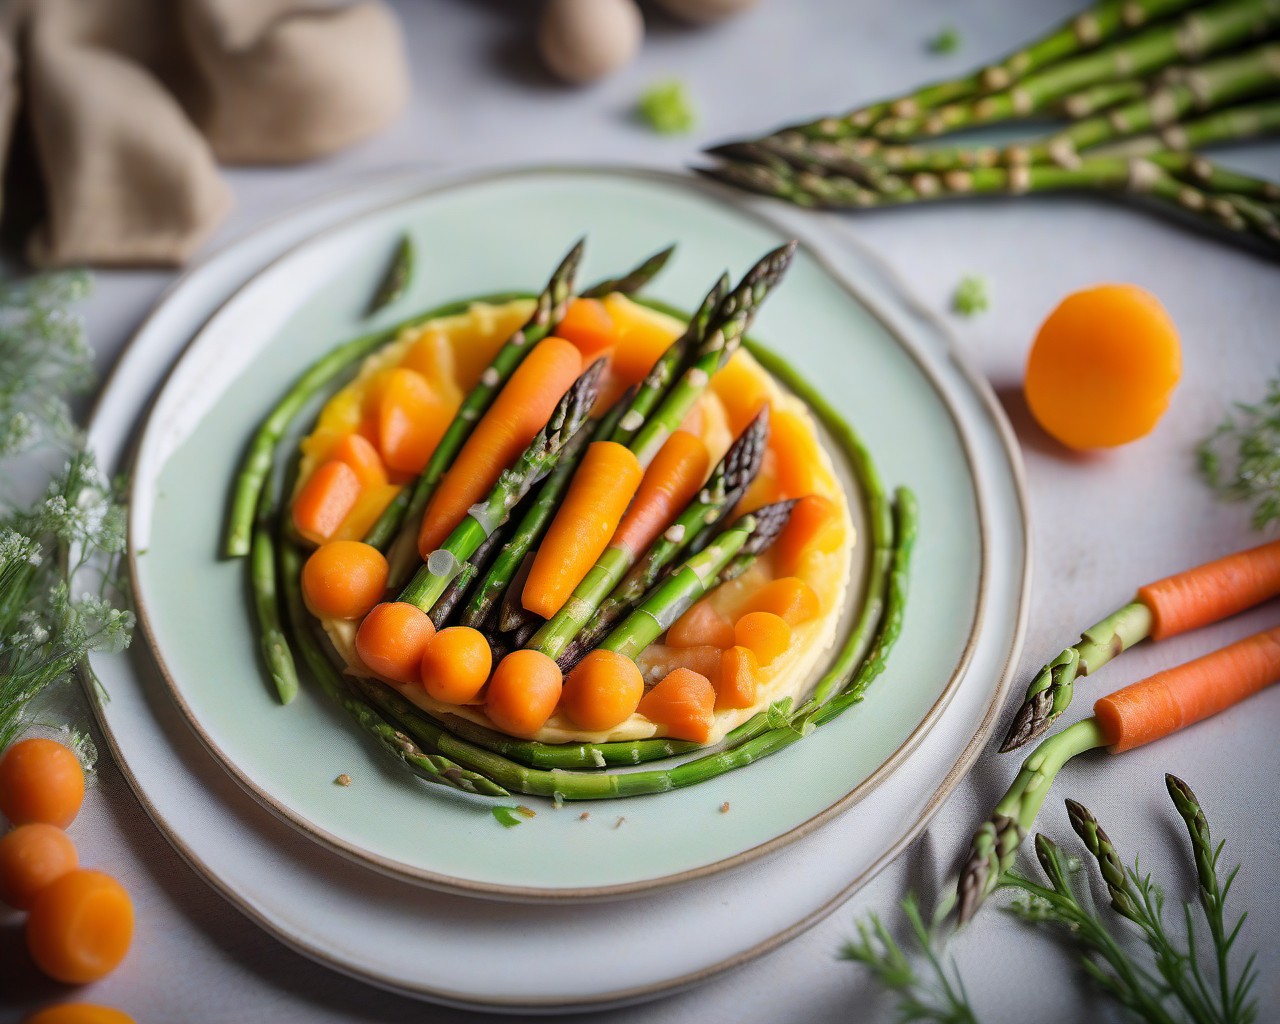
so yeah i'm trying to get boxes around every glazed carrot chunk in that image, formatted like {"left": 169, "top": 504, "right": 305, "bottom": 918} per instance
{"left": 734, "top": 611, "right": 791, "bottom": 667}
{"left": 27, "top": 869, "right": 133, "bottom": 984}
{"left": 773, "top": 494, "right": 842, "bottom": 578}
{"left": 293, "top": 460, "right": 363, "bottom": 546}
{"left": 485, "top": 650, "right": 563, "bottom": 738}
{"left": 715, "top": 646, "right": 760, "bottom": 710}
{"left": 560, "top": 649, "right": 645, "bottom": 732}
{"left": 0, "top": 823, "right": 78, "bottom": 910}
{"left": 742, "top": 576, "right": 821, "bottom": 625}
{"left": 379, "top": 368, "right": 453, "bottom": 475}
{"left": 667, "top": 598, "right": 735, "bottom": 649}
{"left": 328, "top": 433, "right": 387, "bottom": 489}
{"left": 770, "top": 410, "right": 819, "bottom": 499}
{"left": 642, "top": 643, "right": 722, "bottom": 680}
{"left": 638, "top": 668, "right": 716, "bottom": 743}
{"left": 1025, "top": 284, "right": 1181, "bottom": 450}
{"left": 603, "top": 293, "right": 680, "bottom": 385}
{"left": 0, "top": 738, "right": 84, "bottom": 829}
{"left": 24, "top": 1005, "right": 135, "bottom": 1024}
{"left": 421, "top": 627, "right": 493, "bottom": 705}
{"left": 354, "top": 602, "right": 436, "bottom": 683}
{"left": 331, "top": 483, "right": 402, "bottom": 543}
{"left": 555, "top": 299, "right": 618, "bottom": 362}
{"left": 709, "top": 352, "right": 770, "bottom": 436}
{"left": 302, "top": 541, "right": 389, "bottom": 620}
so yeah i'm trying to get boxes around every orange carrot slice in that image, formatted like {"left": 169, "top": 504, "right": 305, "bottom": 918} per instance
{"left": 603, "top": 293, "right": 680, "bottom": 385}
{"left": 667, "top": 598, "right": 735, "bottom": 650}
{"left": 419, "top": 337, "right": 583, "bottom": 554}
{"left": 612, "top": 430, "right": 709, "bottom": 556}
{"left": 770, "top": 409, "right": 819, "bottom": 499}
{"left": 523, "top": 441, "right": 644, "bottom": 618}
{"left": 486, "top": 650, "right": 563, "bottom": 738}
{"left": 293, "top": 461, "right": 362, "bottom": 545}
{"left": 1137, "top": 538, "right": 1280, "bottom": 641}
{"left": 734, "top": 611, "right": 791, "bottom": 667}
{"left": 638, "top": 668, "right": 715, "bottom": 743}
{"left": 742, "top": 576, "right": 821, "bottom": 625}
{"left": 715, "top": 646, "right": 760, "bottom": 710}
{"left": 379, "top": 368, "right": 453, "bottom": 476}
{"left": 331, "top": 483, "right": 402, "bottom": 543}
{"left": 1095, "top": 626, "right": 1280, "bottom": 753}
{"left": 555, "top": 299, "right": 618, "bottom": 362}
{"left": 560, "top": 649, "right": 645, "bottom": 731}
{"left": 329, "top": 433, "right": 388, "bottom": 489}
{"left": 773, "top": 494, "right": 842, "bottom": 578}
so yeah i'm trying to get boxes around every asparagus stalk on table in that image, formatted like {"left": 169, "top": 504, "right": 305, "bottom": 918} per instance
{"left": 396, "top": 360, "right": 605, "bottom": 614}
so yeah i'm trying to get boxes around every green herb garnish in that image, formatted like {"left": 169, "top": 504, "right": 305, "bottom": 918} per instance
{"left": 928, "top": 27, "right": 960, "bottom": 55}
{"left": 493, "top": 805, "right": 535, "bottom": 828}
{"left": 1198, "top": 376, "right": 1280, "bottom": 530}
{"left": 637, "top": 80, "right": 697, "bottom": 135}
{"left": 951, "top": 275, "right": 988, "bottom": 317}
{"left": 367, "top": 235, "right": 415, "bottom": 316}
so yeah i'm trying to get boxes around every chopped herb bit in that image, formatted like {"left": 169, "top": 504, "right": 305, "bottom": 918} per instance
{"left": 614, "top": 816, "right": 626, "bottom": 829}
{"left": 951, "top": 275, "right": 989, "bottom": 317}
{"left": 637, "top": 80, "right": 697, "bottom": 135}
{"left": 927, "top": 27, "right": 960, "bottom": 54}
{"left": 720, "top": 801, "right": 730, "bottom": 813}
{"left": 334, "top": 773, "right": 352, "bottom": 787}
{"left": 516, "top": 805, "right": 537, "bottom": 819}
{"left": 492, "top": 805, "right": 527, "bottom": 828}
{"left": 366, "top": 234, "right": 415, "bottom": 316}
{"left": 1198, "top": 375, "right": 1280, "bottom": 529}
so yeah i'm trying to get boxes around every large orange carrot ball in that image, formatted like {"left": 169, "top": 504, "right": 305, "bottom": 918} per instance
{"left": 0, "top": 738, "right": 85, "bottom": 829}
{"left": 354, "top": 602, "right": 436, "bottom": 683}
{"left": 1024, "top": 284, "right": 1181, "bottom": 450}
{"left": 0, "top": 823, "right": 79, "bottom": 910}
{"left": 27, "top": 869, "right": 134, "bottom": 984}
{"left": 24, "top": 1005, "right": 136, "bottom": 1024}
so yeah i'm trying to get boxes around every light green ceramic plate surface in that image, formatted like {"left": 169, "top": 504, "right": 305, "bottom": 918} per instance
{"left": 129, "top": 168, "right": 989, "bottom": 899}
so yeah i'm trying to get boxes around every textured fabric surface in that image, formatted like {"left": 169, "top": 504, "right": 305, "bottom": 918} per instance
{"left": 0, "top": 0, "right": 406, "bottom": 268}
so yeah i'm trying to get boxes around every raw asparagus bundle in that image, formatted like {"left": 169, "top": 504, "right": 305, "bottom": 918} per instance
{"left": 701, "top": 0, "right": 1280, "bottom": 255}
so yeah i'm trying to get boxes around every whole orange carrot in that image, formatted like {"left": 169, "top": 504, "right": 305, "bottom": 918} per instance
{"left": 610, "top": 430, "right": 709, "bottom": 556}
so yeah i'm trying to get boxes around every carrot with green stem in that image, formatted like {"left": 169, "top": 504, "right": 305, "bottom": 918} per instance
{"left": 1001, "top": 537, "right": 1280, "bottom": 751}
{"left": 960, "top": 624, "right": 1280, "bottom": 923}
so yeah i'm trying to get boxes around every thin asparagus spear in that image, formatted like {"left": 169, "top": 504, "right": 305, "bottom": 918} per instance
{"left": 250, "top": 476, "right": 298, "bottom": 704}
{"left": 957, "top": 716, "right": 1109, "bottom": 923}
{"left": 367, "top": 240, "right": 584, "bottom": 557}
{"left": 397, "top": 360, "right": 605, "bottom": 613}
{"left": 366, "top": 235, "right": 415, "bottom": 316}
{"left": 1089, "top": 96, "right": 1280, "bottom": 154}
{"left": 597, "top": 501, "right": 796, "bottom": 661}
{"left": 580, "top": 245, "right": 676, "bottom": 299}
{"left": 428, "top": 524, "right": 506, "bottom": 630}
{"left": 1150, "top": 151, "right": 1280, "bottom": 200}
{"left": 499, "top": 551, "right": 538, "bottom": 633}
{"left": 557, "top": 408, "right": 770, "bottom": 670}
{"left": 627, "top": 242, "right": 797, "bottom": 467}
{"left": 224, "top": 292, "right": 528, "bottom": 558}
{"left": 875, "top": 0, "right": 1280, "bottom": 139}
{"left": 1000, "top": 601, "right": 1154, "bottom": 752}
{"left": 609, "top": 273, "right": 730, "bottom": 447}
{"left": 279, "top": 542, "right": 509, "bottom": 797}
{"left": 1059, "top": 78, "right": 1152, "bottom": 119}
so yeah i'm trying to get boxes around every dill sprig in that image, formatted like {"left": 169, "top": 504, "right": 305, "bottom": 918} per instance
{"left": 844, "top": 777, "right": 1258, "bottom": 1024}
{"left": 0, "top": 271, "right": 133, "bottom": 753}
{"left": 1197, "top": 376, "right": 1280, "bottom": 530}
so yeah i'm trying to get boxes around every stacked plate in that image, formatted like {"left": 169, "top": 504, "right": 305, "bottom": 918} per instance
{"left": 87, "top": 167, "right": 1029, "bottom": 1012}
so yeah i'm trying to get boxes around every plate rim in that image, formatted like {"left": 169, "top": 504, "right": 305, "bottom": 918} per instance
{"left": 122, "top": 164, "right": 1030, "bottom": 903}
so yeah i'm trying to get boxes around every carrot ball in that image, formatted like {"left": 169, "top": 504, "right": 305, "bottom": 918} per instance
{"left": 0, "top": 737, "right": 85, "bottom": 829}
{"left": 24, "top": 1005, "right": 136, "bottom": 1024}
{"left": 27, "top": 869, "right": 134, "bottom": 984}
{"left": 354, "top": 602, "right": 436, "bottom": 683}
{"left": 302, "top": 541, "right": 389, "bottom": 620}
{"left": 0, "top": 823, "right": 79, "bottom": 910}
{"left": 420, "top": 627, "right": 493, "bottom": 704}
{"left": 1024, "top": 284, "right": 1181, "bottom": 450}
{"left": 485, "top": 650, "right": 563, "bottom": 738}
{"left": 560, "top": 649, "right": 644, "bottom": 731}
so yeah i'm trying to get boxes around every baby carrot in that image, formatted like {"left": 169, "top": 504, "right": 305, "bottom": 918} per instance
{"left": 418, "top": 337, "right": 583, "bottom": 554}
{"left": 1137, "top": 538, "right": 1280, "bottom": 641}
{"left": 522, "top": 441, "right": 643, "bottom": 619}
{"left": 610, "top": 430, "right": 709, "bottom": 556}
{"left": 292, "top": 461, "right": 363, "bottom": 545}
{"left": 1095, "top": 625, "right": 1280, "bottom": 752}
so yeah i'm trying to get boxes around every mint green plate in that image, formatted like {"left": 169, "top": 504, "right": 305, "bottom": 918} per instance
{"left": 128, "top": 168, "right": 1020, "bottom": 901}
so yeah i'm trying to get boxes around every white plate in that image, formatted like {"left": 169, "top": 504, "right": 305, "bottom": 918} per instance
{"left": 84, "top": 166, "right": 1029, "bottom": 1011}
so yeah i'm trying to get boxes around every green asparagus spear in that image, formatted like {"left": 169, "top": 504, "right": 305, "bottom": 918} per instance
{"left": 628, "top": 242, "right": 796, "bottom": 466}
{"left": 428, "top": 524, "right": 506, "bottom": 630}
{"left": 1089, "top": 96, "right": 1280, "bottom": 155}
{"left": 557, "top": 407, "right": 770, "bottom": 670}
{"left": 580, "top": 245, "right": 676, "bottom": 298}
{"left": 366, "top": 235, "right": 415, "bottom": 316}
{"left": 397, "top": 360, "right": 605, "bottom": 613}
{"left": 250, "top": 477, "right": 298, "bottom": 704}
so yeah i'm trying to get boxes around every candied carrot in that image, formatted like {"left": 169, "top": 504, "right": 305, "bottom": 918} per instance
{"left": 555, "top": 299, "right": 617, "bottom": 362}
{"left": 667, "top": 598, "right": 735, "bottom": 649}
{"left": 560, "top": 649, "right": 644, "bottom": 731}
{"left": 637, "top": 668, "right": 716, "bottom": 743}
{"left": 328, "top": 433, "right": 387, "bottom": 489}
{"left": 485, "top": 650, "right": 563, "bottom": 738}
{"left": 1094, "top": 626, "right": 1280, "bottom": 753}
{"left": 354, "top": 602, "right": 436, "bottom": 683}
{"left": 420, "top": 626, "right": 493, "bottom": 705}
{"left": 715, "top": 646, "right": 760, "bottom": 710}
{"left": 522, "top": 441, "right": 643, "bottom": 618}
{"left": 418, "top": 337, "right": 582, "bottom": 554}
{"left": 292, "top": 461, "right": 363, "bottom": 545}
{"left": 611, "top": 430, "right": 709, "bottom": 556}
{"left": 772, "top": 494, "right": 842, "bottom": 578}
{"left": 742, "top": 576, "right": 821, "bottom": 625}
{"left": 1137, "top": 538, "right": 1280, "bottom": 641}
{"left": 734, "top": 611, "right": 792, "bottom": 667}
{"left": 379, "top": 368, "right": 453, "bottom": 476}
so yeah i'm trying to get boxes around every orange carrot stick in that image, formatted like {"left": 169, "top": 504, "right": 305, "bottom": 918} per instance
{"left": 611, "top": 430, "right": 709, "bottom": 556}
{"left": 522, "top": 441, "right": 643, "bottom": 618}
{"left": 418, "top": 337, "right": 582, "bottom": 554}
{"left": 1137, "top": 538, "right": 1280, "bottom": 641}
{"left": 293, "top": 461, "right": 363, "bottom": 545}
{"left": 1095, "top": 626, "right": 1280, "bottom": 752}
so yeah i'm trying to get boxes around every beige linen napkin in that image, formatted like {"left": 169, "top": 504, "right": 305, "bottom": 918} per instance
{"left": 1, "top": 0, "right": 408, "bottom": 268}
